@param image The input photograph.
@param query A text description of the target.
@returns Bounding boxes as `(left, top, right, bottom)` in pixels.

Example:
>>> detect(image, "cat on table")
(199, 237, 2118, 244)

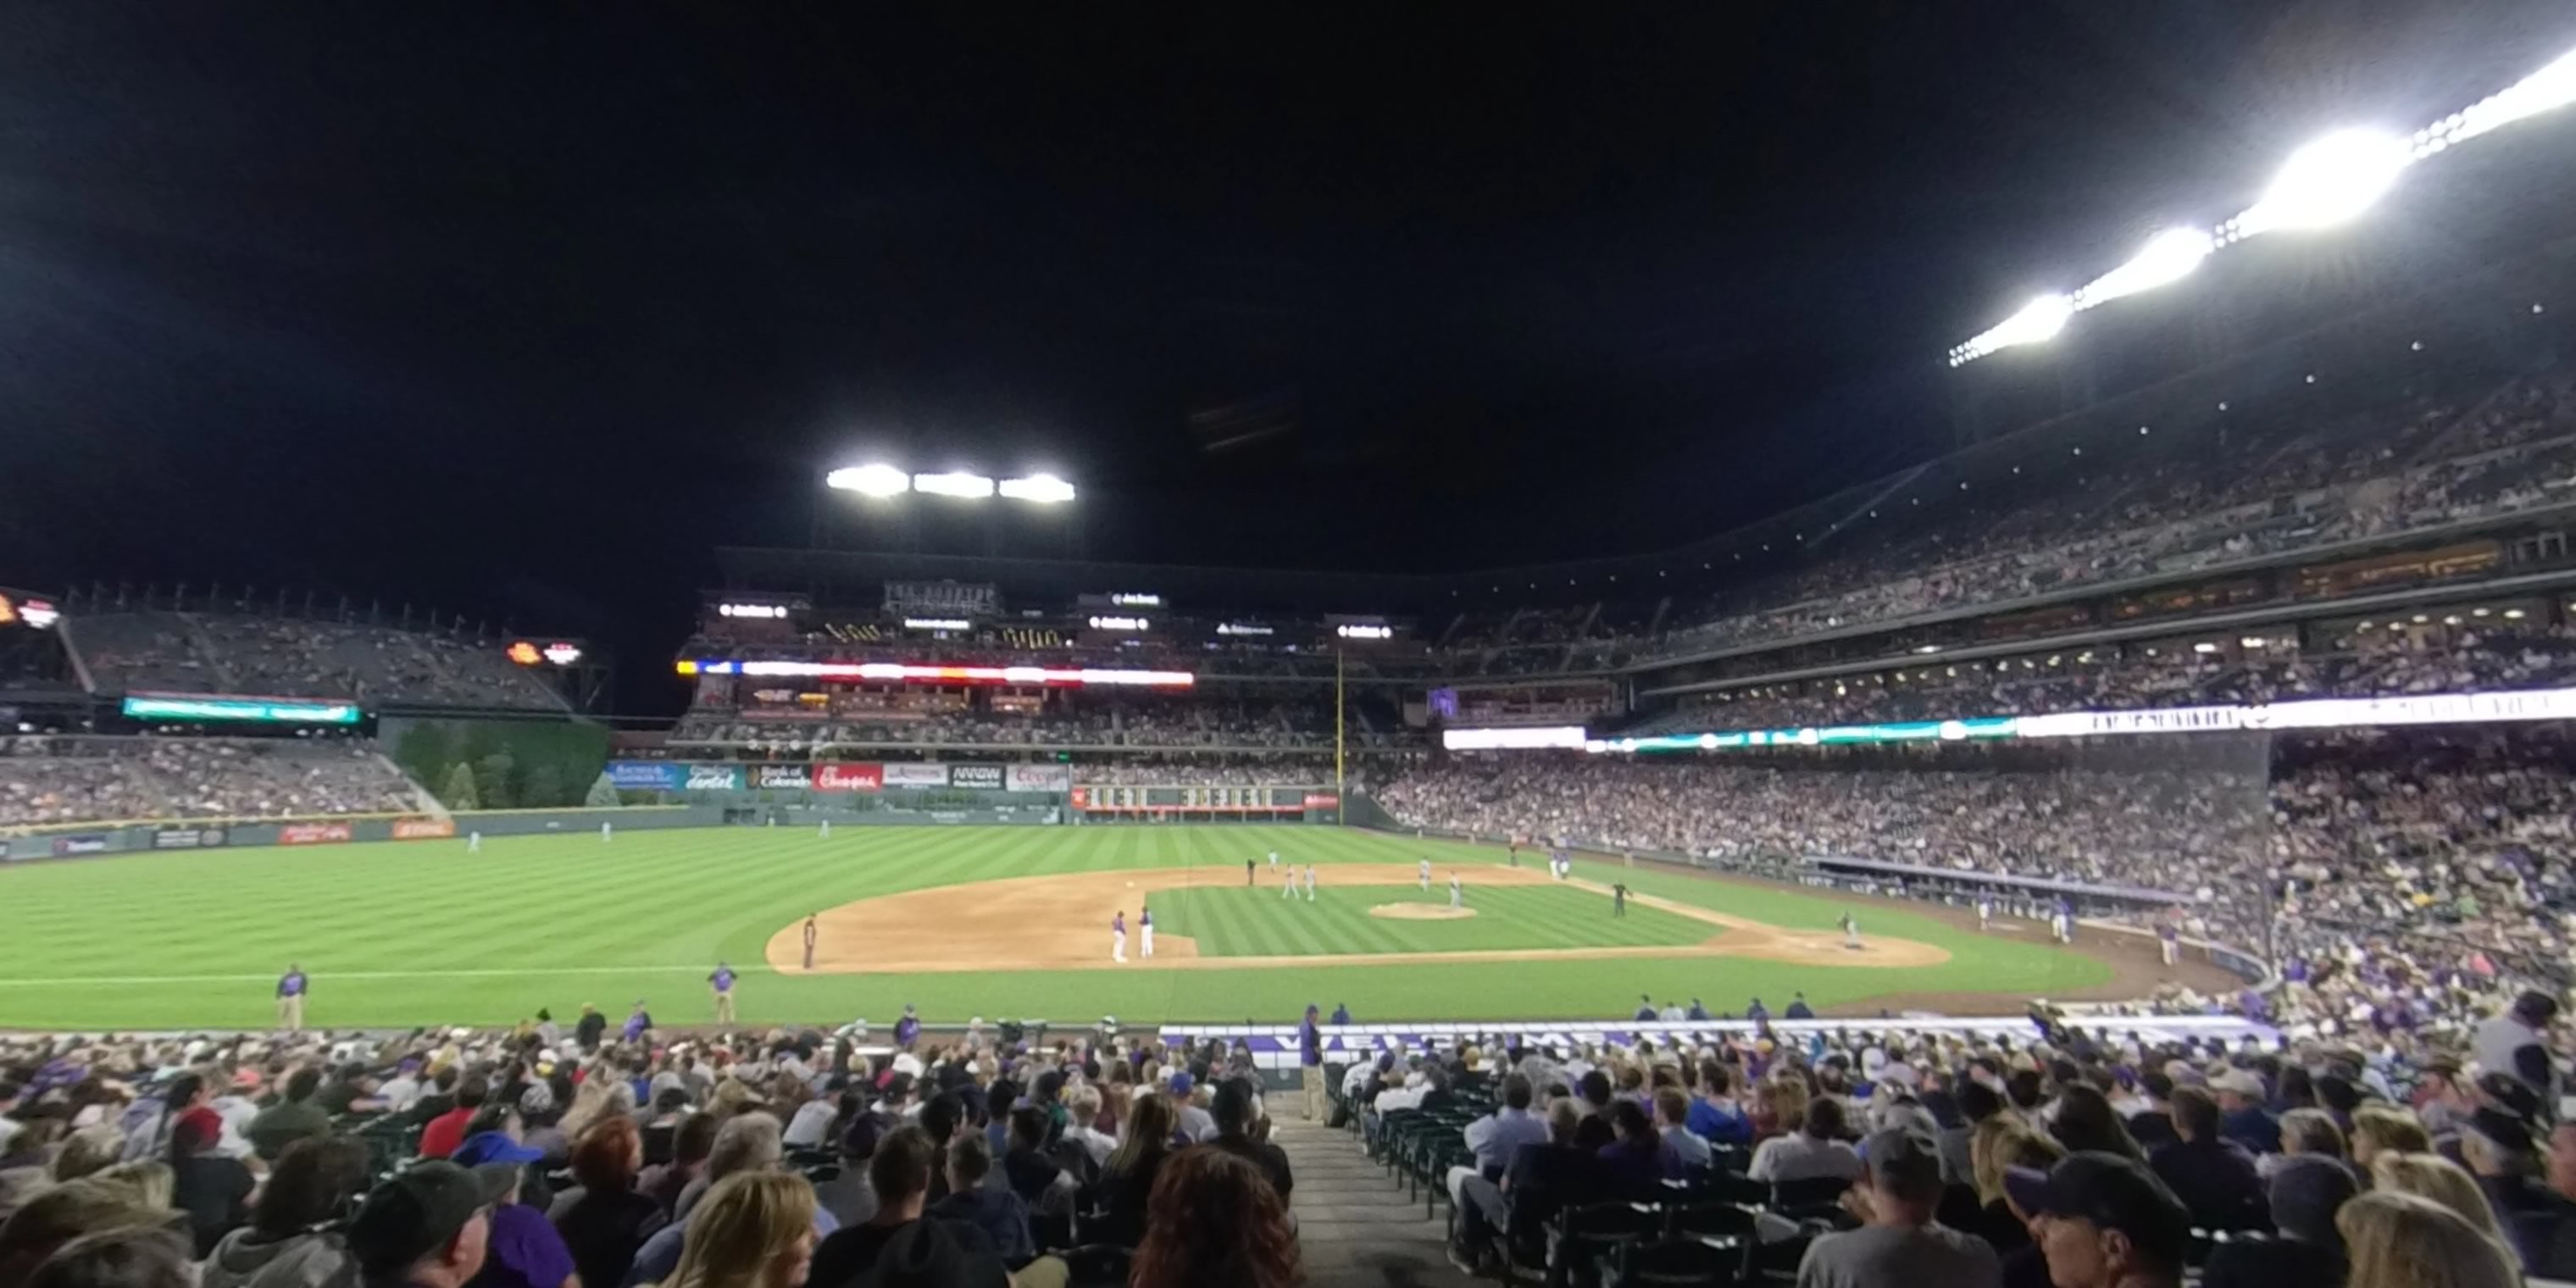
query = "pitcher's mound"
(1370, 902, 1477, 921)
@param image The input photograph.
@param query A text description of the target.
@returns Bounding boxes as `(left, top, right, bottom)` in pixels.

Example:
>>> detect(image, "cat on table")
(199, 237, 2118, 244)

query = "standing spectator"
(2335, 1191, 2519, 1288)
(165, 1108, 253, 1257)
(550, 1119, 665, 1288)
(1296, 1006, 1324, 1123)
(1128, 1148, 1299, 1288)
(2004, 1152, 2190, 1288)
(1795, 1126, 1997, 1288)
(2473, 991, 2559, 1104)
(575, 1008, 607, 1055)
(200, 1135, 369, 1288)
(275, 968, 308, 1033)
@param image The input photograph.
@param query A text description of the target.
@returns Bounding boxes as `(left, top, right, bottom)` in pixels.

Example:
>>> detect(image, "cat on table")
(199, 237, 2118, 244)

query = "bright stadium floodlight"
(912, 471, 997, 499)
(1948, 42, 2576, 364)
(2075, 228, 2214, 307)
(2236, 128, 2410, 235)
(824, 463, 912, 497)
(998, 473, 1077, 503)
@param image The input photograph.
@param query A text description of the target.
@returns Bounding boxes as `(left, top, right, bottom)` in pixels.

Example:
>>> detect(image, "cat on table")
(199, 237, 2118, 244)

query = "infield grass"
(0, 824, 2108, 1029)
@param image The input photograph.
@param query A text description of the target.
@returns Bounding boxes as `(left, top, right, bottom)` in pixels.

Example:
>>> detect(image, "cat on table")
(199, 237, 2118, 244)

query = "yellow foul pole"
(1334, 647, 1346, 802)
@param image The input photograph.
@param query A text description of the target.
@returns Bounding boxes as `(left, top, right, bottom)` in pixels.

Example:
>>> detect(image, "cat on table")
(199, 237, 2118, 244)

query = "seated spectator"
(1058, 1089, 1113, 1168)
(630, 1114, 834, 1288)
(2200, 1154, 2356, 1288)
(1653, 1087, 1712, 1171)
(808, 1127, 1028, 1288)
(650, 1171, 817, 1288)
(2347, 1107, 2430, 1172)
(996, 1108, 1073, 1219)
(1448, 1098, 1591, 1274)
(549, 1119, 666, 1288)
(1446, 1073, 1546, 1210)
(2049, 1086, 2143, 1163)
(1085, 1093, 1178, 1249)
(2150, 1085, 2268, 1232)
(1751, 1095, 1863, 1184)
(201, 1135, 369, 1288)
(419, 1078, 488, 1162)
(2273, 1108, 2351, 1179)
(24, 1226, 195, 1288)
(2366, 1152, 2504, 1247)
(638, 1115, 716, 1222)
(1129, 1148, 1298, 1288)
(2335, 1190, 2519, 1288)
(464, 1167, 575, 1288)
(1596, 1101, 1680, 1191)
(2004, 1152, 2190, 1288)
(924, 1135, 1028, 1267)
(1796, 1126, 1998, 1288)
(164, 1108, 253, 1257)
(1688, 1060, 1753, 1147)
(344, 1162, 514, 1288)
(0, 1180, 183, 1288)
(1964, 1117, 2064, 1257)
(1202, 1080, 1292, 1205)
(2467, 1119, 2576, 1277)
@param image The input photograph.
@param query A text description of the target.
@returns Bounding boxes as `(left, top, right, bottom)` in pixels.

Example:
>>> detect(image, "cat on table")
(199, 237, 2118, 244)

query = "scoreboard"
(1074, 785, 1314, 812)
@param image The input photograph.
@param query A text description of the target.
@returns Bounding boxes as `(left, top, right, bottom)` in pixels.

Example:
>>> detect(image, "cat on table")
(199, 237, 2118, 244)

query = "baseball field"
(0, 824, 2195, 1031)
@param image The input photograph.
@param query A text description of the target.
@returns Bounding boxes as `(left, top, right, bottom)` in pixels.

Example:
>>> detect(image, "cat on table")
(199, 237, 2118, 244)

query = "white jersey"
(1269, 851, 1280, 868)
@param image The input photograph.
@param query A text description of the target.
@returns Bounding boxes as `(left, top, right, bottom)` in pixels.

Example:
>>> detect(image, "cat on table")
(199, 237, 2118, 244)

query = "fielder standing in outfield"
(708, 962, 737, 1024)
(1246, 855, 1256, 886)
(467, 831, 481, 853)
(1840, 911, 1863, 951)
(601, 820, 613, 843)
(1303, 863, 1317, 902)
(1282, 863, 1300, 899)
(275, 964, 308, 1032)
(1977, 892, 1993, 932)
(802, 913, 819, 969)
(1141, 904, 1155, 958)
(819, 818, 830, 839)
(1418, 858, 1432, 891)
(1610, 883, 1629, 918)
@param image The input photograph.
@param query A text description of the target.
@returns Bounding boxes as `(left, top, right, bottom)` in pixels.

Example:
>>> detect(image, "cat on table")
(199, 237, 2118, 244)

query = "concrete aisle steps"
(1274, 1116, 1463, 1287)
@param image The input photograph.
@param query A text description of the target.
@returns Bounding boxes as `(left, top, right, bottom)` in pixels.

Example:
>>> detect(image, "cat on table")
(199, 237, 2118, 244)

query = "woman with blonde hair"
(655, 1172, 816, 1288)
(2367, 1152, 2506, 1243)
(2337, 1190, 2518, 1288)
(1967, 1118, 2063, 1255)
(1757, 1075, 1808, 1140)
(2349, 1106, 2432, 1169)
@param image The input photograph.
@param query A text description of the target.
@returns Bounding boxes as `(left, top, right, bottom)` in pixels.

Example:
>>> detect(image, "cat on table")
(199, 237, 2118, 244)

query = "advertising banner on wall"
(810, 763, 884, 792)
(685, 764, 744, 791)
(607, 761, 684, 791)
(1005, 764, 1072, 792)
(153, 827, 229, 850)
(391, 819, 458, 840)
(278, 823, 354, 846)
(882, 763, 948, 788)
(753, 765, 812, 790)
(0, 839, 11, 862)
(947, 763, 1005, 791)
(52, 835, 109, 855)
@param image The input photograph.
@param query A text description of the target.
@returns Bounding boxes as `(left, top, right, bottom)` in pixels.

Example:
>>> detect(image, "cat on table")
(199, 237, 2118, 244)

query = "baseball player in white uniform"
(1841, 911, 1863, 950)
(1303, 864, 1317, 902)
(1419, 858, 1432, 891)
(1269, 849, 1280, 871)
(1976, 893, 1993, 931)
(1448, 874, 1463, 910)
(1141, 906, 1155, 958)
(1283, 865, 1300, 899)
(1112, 912, 1127, 963)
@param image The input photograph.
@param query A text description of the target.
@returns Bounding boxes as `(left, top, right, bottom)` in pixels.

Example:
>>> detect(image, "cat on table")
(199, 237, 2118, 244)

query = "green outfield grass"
(0, 825, 2109, 1029)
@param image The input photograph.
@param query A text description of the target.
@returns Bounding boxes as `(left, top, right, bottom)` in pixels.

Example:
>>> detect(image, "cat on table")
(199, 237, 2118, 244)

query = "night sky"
(3, 3, 2569, 691)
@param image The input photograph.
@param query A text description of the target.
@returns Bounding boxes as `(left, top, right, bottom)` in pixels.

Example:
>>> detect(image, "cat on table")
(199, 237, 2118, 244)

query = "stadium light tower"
(1948, 42, 2576, 366)
(824, 463, 911, 497)
(998, 473, 1076, 503)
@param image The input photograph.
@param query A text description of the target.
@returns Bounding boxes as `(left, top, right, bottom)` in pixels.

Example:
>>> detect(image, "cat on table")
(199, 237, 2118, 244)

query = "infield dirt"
(767, 862, 1951, 974)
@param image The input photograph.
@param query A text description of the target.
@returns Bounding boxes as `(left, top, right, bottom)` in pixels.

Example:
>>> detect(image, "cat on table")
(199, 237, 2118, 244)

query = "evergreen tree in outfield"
(584, 772, 619, 809)
(524, 763, 563, 808)
(441, 762, 480, 811)
(475, 752, 516, 809)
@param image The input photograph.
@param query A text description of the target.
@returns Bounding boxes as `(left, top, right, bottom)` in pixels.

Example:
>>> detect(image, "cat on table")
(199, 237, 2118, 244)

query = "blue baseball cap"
(451, 1131, 545, 1169)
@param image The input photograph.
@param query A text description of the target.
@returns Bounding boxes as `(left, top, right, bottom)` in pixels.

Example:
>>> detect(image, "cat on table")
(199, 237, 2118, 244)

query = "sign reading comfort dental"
(882, 763, 948, 788)
(685, 764, 744, 791)
(1005, 763, 1072, 792)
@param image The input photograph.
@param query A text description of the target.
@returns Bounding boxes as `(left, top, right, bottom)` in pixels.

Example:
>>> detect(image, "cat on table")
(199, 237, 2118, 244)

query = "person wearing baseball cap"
(1796, 1125, 1998, 1288)
(345, 1161, 514, 1288)
(2003, 1152, 2190, 1288)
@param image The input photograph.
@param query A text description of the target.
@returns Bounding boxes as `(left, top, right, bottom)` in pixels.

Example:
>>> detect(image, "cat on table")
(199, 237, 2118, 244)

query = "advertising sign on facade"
(279, 823, 354, 846)
(754, 765, 812, 790)
(391, 819, 457, 840)
(1005, 763, 1072, 792)
(685, 764, 744, 791)
(52, 835, 110, 855)
(152, 827, 229, 850)
(810, 763, 884, 792)
(947, 763, 1005, 791)
(607, 761, 683, 791)
(882, 763, 948, 788)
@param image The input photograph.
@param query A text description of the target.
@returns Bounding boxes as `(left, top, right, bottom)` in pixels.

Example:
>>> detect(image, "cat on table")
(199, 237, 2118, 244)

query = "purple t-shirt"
(1141, 909, 1151, 928)
(710, 968, 736, 993)
(1112, 914, 1125, 935)
(476, 1201, 575, 1288)
(278, 973, 307, 998)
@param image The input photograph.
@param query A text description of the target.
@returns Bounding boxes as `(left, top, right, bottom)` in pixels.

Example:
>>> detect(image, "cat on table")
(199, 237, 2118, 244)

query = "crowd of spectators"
(0, 738, 421, 828)
(0, 1018, 1315, 1288)
(673, 697, 1412, 752)
(1380, 730, 2576, 1044)
(1342, 995, 2569, 1287)
(69, 613, 563, 710)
